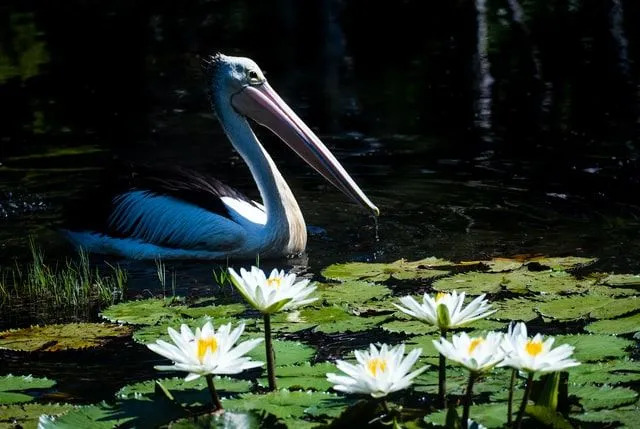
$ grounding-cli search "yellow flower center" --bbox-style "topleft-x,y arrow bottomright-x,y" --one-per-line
468,337 -> 484,355
197,336 -> 218,362
525,340 -> 543,356
266,277 -> 282,288
366,358 -> 388,377
435,292 -> 447,302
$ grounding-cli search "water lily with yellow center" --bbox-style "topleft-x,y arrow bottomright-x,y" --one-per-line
326,343 -> 427,398
147,320 -> 263,380
433,331 -> 505,373
228,266 -> 317,314
394,291 -> 495,331
499,322 -> 580,374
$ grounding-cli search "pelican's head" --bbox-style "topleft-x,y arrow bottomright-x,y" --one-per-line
205,53 -> 380,217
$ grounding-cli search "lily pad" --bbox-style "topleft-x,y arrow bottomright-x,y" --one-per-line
321,257 -> 451,282
572,403 -> 640,427
425,403 -> 508,428
601,274 -> 640,288
0,403 -> 73,428
269,306 -> 388,334
246,339 -> 316,367
489,298 -> 541,322
588,297 -> 640,319
100,299 -> 245,326
527,256 -> 597,271
117,376 -> 252,405
570,359 -> 640,385
554,334 -> 633,362
258,362 -> 335,391
380,319 -> 438,336
0,374 -> 56,404
570,384 -> 638,410
585,312 -> 640,335
536,295 -> 616,321
0,323 -> 133,352
222,390 -> 352,422
315,281 -> 391,306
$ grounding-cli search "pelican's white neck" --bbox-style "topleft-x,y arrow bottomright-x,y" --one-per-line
214,96 -> 306,254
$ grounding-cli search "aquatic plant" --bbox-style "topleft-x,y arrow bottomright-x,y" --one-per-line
147,320 -> 263,412
0,241 -> 127,316
228,266 -> 317,390
395,291 -> 495,407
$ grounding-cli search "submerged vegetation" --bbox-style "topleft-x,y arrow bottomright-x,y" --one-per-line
0,241 -> 127,320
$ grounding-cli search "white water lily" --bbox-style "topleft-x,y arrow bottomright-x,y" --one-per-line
228,266 -> 317,314
326,343 -> 428,398
394,291 -> 495,331
147,320 -> 263,381
499,322 -> 580,373
433,331 -> 505,373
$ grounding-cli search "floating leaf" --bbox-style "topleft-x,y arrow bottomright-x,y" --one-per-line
489,298 -> 541,322
588,297 -> 640,319
570,384 -> 638,410
554,334 -> 633,362
100,299 -> 245,326
585,312 -> 640,335
572,403 -> 640,426
222,390 -> 353,422
1,403 -> 73,428
38,402 -> 132,428
269,306 -> 387,334
570,359 -> 640,385
259,362 -> 334,391
116,376 -> 252,405
321,257 -> 451,282
425,403 -> 508,428
414,366 -> 467,395
536,295 -> 615,321
380,319 -> 438,336
525,404 -> 572,429
0,323 -> 133,352
246,339 -> 316,367
0,374 -> 56,404
527,256 -> 597,271
315,281 -> 391,306
601,274 -> 640,288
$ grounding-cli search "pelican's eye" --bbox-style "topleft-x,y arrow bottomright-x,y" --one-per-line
248,70 -> 261,84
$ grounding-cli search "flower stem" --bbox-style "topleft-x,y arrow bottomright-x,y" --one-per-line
438,328 -> 447,408
263,313 -> 277,391
514,372 -> 534,429
205,374 -> 223,412
507,368 -> 516,426
461,372 -> 477,429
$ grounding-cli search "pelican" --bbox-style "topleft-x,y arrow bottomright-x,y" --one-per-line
64,54 -> 379,260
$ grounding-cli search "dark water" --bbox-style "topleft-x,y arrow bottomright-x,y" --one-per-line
0,0 -> 639,403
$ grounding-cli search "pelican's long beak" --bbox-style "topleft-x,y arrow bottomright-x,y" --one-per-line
231,82 -> 379,216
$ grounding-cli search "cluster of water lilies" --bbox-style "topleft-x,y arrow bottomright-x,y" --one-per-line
147,266 -> 580,427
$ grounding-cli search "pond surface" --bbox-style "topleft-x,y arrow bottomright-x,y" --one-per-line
0,0 -> 639,416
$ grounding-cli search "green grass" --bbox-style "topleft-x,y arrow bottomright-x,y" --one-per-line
0,240 -> 127,313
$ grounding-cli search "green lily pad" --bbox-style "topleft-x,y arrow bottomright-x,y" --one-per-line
38,402 -> 131,428
536,295 -> 616,321
489,297 -> 541,322
321,257 -> 451,282
585,312 -> 640,335
554,334 -> 633,362
380,319 -> 438,336
0,323 -> 133,352
527,256 -> 597,271
414,366 -> 467,395
570,359 -> 640,385
100,299 -> 245,326
117,377 -> 253,404
246,339 -> 316,367
601,274 -> 640,288
315,281 -> 391,306
570,384 -> 638,410
572,403 -> 640,427
0,374 -> 56,404
424,403 -> 508,428
589,297 -> 640,319
222,390 -> 352,422
269,306 -> 388,334
258,362 -> 335,391
1,403 -> 73,428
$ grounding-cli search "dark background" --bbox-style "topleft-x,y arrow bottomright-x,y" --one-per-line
0,0 -> 639,269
